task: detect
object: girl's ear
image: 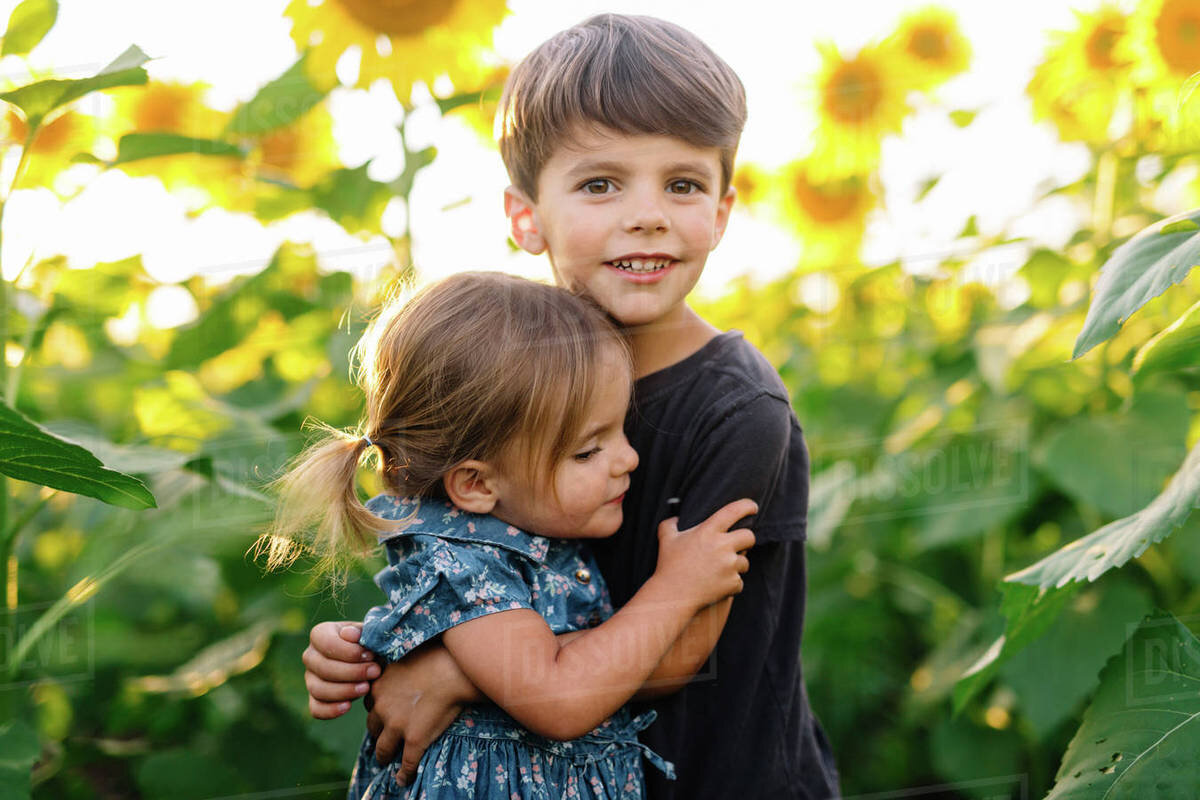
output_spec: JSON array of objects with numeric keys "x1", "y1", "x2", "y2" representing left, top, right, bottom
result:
[
  {"x1": 504, "y1": 185, "x2": 546, "y2": 255},
  {"x1": 443, "y1": 460, "x2": 500, "y2": 514}
]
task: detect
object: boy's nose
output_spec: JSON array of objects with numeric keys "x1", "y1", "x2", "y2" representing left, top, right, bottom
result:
[{"x1": 623, "y1": 192, "x2": 669, "y2": 233}]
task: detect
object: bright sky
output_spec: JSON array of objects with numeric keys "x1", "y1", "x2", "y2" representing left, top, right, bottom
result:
[{"x1": 0, "y1": 0, "x2": 1114, "y2": 317}]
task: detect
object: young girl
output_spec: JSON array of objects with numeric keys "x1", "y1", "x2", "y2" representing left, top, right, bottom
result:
[{"x1": 262, "y1": 272, "x2": 754, "y2": 799}]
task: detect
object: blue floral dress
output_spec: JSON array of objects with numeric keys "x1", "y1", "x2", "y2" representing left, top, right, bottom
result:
[{"x1": 348, "y1": 496, "x2": 675, "y2": 800}]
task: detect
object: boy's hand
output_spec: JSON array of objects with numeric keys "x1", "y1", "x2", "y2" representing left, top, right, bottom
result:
[
  {"x1": 653, "y1": 498, "x2": 757, "y2": 610},
  {"x1": 366, "y1": 644, "x2": 473, "y2": 784},
  {"x1": 303, "y1": 621, "x2": 380, "y2": 719}
]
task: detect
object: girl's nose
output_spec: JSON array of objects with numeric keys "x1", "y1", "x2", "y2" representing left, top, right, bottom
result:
[{"x1": 614, "y1": 435, "x2": 639, "y2": 475}]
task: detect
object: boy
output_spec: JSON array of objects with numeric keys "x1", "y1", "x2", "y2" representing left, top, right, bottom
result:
[{"x1": 305, "y1": 14, "x2": 840, "y2": 799}]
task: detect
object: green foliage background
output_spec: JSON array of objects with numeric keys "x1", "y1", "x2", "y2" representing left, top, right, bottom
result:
[{"x1": 1, "y1": 2, "x2": 1199, "y2": 798}]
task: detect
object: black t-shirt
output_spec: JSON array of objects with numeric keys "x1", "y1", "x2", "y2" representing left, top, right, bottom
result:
[{"x1": 590, "y1": 331, "x2": 841, "y2": 800}]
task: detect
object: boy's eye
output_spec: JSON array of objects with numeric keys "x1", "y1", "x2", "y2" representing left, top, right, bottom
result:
[
  {"x1": 574, "y1": 447, "x2": 602, "y2": 462},
  {"x1": 668, "y1": 179, "x2": 701, "y2": 194},
  {"x1": 581, "y1": 179, "x2": 613, "y2": 195}
]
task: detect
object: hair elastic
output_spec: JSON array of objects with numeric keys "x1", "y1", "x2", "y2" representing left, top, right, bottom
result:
[{"x1": 360, "y1": 435, "x2": 375, "y2": 449}]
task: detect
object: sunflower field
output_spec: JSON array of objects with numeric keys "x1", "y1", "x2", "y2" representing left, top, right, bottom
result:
[{"x1": 2, "y1": 1, "x2": 1200, "y2": 798}]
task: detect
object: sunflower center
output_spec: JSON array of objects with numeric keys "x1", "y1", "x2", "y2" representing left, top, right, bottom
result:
[
  {"x1": 1155, "y1": 0, "x2": 1200, "y2": 74},
  {"x1": 260, "y1": 128, "x2": 301, "y2": 172},
  {"x1": 909, "y1": 26, "x2": 948, "y2": 62},
  {"x1": 334, "y1": 0, "x2": 459, "y2": 38},
  {"x1": 1084, "y1": 18, "x2": 1124, "y2": 71},
  {"x1": 793, "y1": 172, "x2": 864, "y2": 224},
  {"x1": 135, "y1": 86, "x2": 189, "y2": 133},
  {"x1": 823, "y1": 59, "x2": 884, "y2": 125}
]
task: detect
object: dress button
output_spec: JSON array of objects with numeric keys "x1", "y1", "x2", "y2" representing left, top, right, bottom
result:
[{"x1": 574, "y1": 568, "x2": 591, "y2": 584}]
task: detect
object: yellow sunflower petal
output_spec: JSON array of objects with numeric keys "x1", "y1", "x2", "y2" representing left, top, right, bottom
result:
[
  {"x1": 806, "y1": 42, "x2": 912, "y2": 180},
  {"x1": 776, "y1": 160, "x2": 876, "y2": 265},
  {"x1": 5, "y1": 109, "x2": 99, "y2": 190},
  {"x1": 1123, "y1": 0, "x2": 1200, "y2": 151},
  {"x1": 884, "y1": 6, "x2": 972, "y2": 93},
  {"x1": 1027, "y1": 6, "x2": 1133, "y2": 145},
  {"x1": 286, "y1": 0, "x2": 508, "y2": 101}
]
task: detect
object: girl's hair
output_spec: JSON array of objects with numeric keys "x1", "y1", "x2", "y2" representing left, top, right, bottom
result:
[{"x1": 258, "y1": 271, "x2": 629, "y2": 574}]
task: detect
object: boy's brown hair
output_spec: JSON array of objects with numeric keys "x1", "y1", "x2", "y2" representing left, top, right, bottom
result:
[{"x1": 497, "y1": 13, "x2": 747, "y2": 200}]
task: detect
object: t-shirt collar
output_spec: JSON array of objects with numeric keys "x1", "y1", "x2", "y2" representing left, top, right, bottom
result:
[{"x1": 367, "y1": 495, "x2": 550, "y2": 563}]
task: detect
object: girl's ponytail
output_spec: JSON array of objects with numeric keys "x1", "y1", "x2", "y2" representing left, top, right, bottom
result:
[{"x1": 256, "y1": 422, "x2": 397, "y2": 575}]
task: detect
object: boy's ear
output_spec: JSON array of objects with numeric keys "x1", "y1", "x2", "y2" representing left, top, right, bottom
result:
[
  {"x1": 504, "y1": 185, "x2": 546, "y2": 255},
  {"x1": 443, "y1": 460, "x2": 500, "y2": 514},
  {"x1": 710, "y1": 185, "x2": 737, "y2": 250}
]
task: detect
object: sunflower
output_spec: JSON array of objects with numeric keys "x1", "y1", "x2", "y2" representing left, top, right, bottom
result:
[
  {"x1": 108, "y1": 82, "x2": 244, "y2": 209},
  {"x1": 1026, "y1": 6, "x2": 1132, "y2": 145},
  {"x1": 4, "y1": 108, "x2": 99, "y2": 190},
  {"x1": 1124, "y1": 0, "x2": 1200, "y2": 151},
  {"x1": 242, "y1": 103, "x2": 340, "y2": 189},
  {"x1": 286, "y1": 0, "x2": 509, "y2": 102},
  {"x1": 1127, "y1": 0, "x2": 1200, "y2": 80},
  {"x1": 884, "y1": 6, "x2": 971, "y2": 93},
  {"x1": 731, "y1": 163, "x2": 769, "y2": 209},
  {"x1": 806, "y1": 42, "x2": 912, "y2": 180},
  {"x1": 777, "y1": 160, "x2": 876, "y2": 265}
]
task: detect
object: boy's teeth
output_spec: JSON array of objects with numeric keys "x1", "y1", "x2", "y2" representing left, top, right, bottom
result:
[{"x1": 611, "y1": 258, "x2": 669, "y2": 272}]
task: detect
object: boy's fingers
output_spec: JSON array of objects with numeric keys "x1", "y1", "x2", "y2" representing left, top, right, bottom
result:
[
  {"x1": 702, "y1": 499, "x2": 759, "y2": 533},
  {"x1": 305, "y1": 670, "x2": 371, "y2": 702},
  {"x1": 302, "y1": 645, "x2": 380, "y2": 683},
  {"x1": 310, "y1": 620, "x2": 373, "y2": 663},
  {"x1": 308, "y1": 696, "x2": 351, "y2": 720}
]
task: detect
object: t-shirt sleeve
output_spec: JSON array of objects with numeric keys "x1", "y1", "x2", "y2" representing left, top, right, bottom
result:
[
  {"x1": 358, "y1": 538, "x2": 535, "y2": 662},
  {"x1": 675, "y1": 392, "x2": 810, "y2": 543}
]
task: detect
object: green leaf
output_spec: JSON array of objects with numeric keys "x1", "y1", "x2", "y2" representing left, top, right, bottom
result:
[
  {"x1": 312, "y1": 162, "x2": 393, "y2": 234},
  {"x1": 1011, "y1": 437, "x2": 1200, "y2": 590},
  {"x1": 1, "y1": 0, "x2": 57, "y2": 57},
  {"x1": 1044, "y1": 611, "x2": 1200, "y2": 798},
  {"x1": 0, "y1": 44, "x2": 149, "y2": 127},
  {"x1": 0, "y1": 404, "x2": 155, "y2": 509},
  {"x1": 1132, "y1": 298, "x2": 1200, "y2": 378},
  {"x1": 1038, "y1": 388, "x2": 1189, "y2": 518},
  {"x1": 0, "y1": 719, "x2": 39, "y2": 800},
  {"x1": 953, "y1": 581, "x2": 1079, "y2": 712},
  {"x1": 1000, "y1": 580, "x2": 1152, "y2": 739},
  {"x1": 137, "y1": 749, "x2": 244, "y2": 800},
  {"x1": 915, "y1": 175, "x2": 941, "y2": 201},
  {"x1": 1073, "y1": 208, "x2": 1200, "y2": 358},
  {"x1": 111, "y1": 132, "x2": 243, "y2": 164},
  {"x1": 959, "y1": 214, "x2": 979, "y2": 237},
  {"x1": 41, "y1": 421, "x2": 191, "y2": 475},
  {"x1": 434, "y1": 84, "x2": 502, "y2": 115},
  {"x1": 226, "y1": 56, "x2": 326, "y2": 136}
]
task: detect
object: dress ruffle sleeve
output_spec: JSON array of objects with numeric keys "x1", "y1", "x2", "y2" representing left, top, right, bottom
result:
[{"x1": 358, "y1": 532, "x2": 537, "y2": 663}]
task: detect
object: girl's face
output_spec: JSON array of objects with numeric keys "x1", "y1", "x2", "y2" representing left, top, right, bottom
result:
[{"x1": 490, "y1": 351, "x2": 638, "y2": 539}]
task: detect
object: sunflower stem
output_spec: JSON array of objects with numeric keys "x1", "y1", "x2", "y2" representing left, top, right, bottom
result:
[{"x1": 1093, "y1": 149, "x2": 1118, "y2": 246}]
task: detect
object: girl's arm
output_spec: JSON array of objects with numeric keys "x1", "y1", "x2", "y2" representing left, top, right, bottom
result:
[
  {"x1": 442, "y1": 499, "x2": 755, "y2": 741},
  {"x1": 633, "y1": 597, "x2": 732, "y2": 700}
]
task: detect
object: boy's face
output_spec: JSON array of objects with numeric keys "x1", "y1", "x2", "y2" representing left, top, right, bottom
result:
[{"x1": 505, "y1": 126, "x2": 735, "y2": 329}]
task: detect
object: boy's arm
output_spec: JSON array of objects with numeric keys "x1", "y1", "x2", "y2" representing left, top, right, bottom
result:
[{"x1": 634, "y1": 391, "x2": 808, "y2": 696}]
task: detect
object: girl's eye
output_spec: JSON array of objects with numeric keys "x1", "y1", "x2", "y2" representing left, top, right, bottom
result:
[
  {"x1": 574, "y1": 447, "x2": 602, "y2": 462},
  {"x1": 668, "y1": 179, "x2": 701, "y2": 194},
  {"x1": 581, "y1": 179, "x2": 613, "y2": 195}
]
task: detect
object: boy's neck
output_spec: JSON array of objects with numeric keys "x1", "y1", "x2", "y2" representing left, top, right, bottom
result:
[{"x1": 626, "y1": 304, "x2": 721, "y2": 379}]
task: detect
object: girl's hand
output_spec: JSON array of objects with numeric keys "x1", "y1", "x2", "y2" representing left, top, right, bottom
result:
[
  {"x1": 303, "y1": 621, "x2": 380, "y2": 719},
  {"x1": 653, "y1": 498, "x2": 757, "y2": 611}
]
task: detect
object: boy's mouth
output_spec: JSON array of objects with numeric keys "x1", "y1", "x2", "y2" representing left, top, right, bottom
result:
[{"x1": 605, "y1": 256, "x2": 674, "y2": 274}]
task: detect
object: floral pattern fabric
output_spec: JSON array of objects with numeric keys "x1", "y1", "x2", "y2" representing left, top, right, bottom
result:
[{"x1": 349, "y1": 496, "x2": 672, "y2": 799}]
